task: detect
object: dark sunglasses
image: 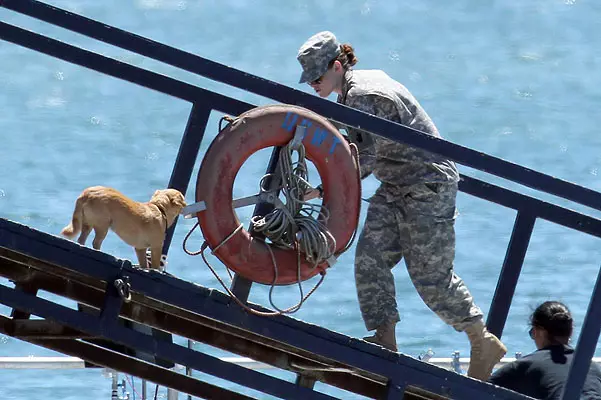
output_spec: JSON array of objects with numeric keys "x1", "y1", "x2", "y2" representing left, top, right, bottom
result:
[{"x1": 529, "y1": 327, "x2": 535, "y2": 339}]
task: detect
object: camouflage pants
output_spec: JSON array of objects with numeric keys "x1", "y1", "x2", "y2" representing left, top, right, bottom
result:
[{"x1": 355, "y1": 182, "x2": 483, "y2": 332}]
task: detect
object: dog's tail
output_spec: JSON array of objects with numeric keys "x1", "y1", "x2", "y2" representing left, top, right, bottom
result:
[{"x1": 61, "y1": 196, "x2": 84, "y2": 238}]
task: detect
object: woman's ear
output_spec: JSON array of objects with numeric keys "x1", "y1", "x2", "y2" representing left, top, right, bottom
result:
[{"x1": 333, "y1": 60, "x2": 343, "y2": 72}]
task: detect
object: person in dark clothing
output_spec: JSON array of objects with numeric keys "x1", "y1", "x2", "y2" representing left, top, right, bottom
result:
[{"x1": 489, "y1": 301, "x2": 601, "y2": 399}]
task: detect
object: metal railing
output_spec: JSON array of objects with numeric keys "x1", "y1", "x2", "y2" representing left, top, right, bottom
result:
[
  {"x1": 1, "y1": 1, "x2": 601, "y2": 399},
  {"x1": 5, "y1": 354, "x2": 601, "y2": 372}
]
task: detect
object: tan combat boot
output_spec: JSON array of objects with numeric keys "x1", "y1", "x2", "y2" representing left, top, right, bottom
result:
[
  {"x1": 363, "y1": 321, "x2": 398, "y2": 352},
  {"x1": 464, "y1": 320, "x2": 507, "y2": 380}
]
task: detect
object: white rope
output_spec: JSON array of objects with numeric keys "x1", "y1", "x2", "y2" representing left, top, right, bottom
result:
[{"x1": 250, "y1": 140, "x2": 336, "y2": 267}]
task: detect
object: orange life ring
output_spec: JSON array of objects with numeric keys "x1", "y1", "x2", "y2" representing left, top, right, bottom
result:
[{"x1": 195, "y1": 104, "x2": 361, "y2": 285}]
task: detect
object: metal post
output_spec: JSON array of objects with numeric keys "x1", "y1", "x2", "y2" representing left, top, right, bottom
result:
[
  {"x1": 120, "y1": 378, "x2": 129, "y2": 400},
  {"x1": 451, "y1": 351, "x2": 462, "y2": 374},
  {"x1": 486, "y1": 212, "x2": 536, "y2": 338},
  {"x1": 167, "y1": 387, "x2": 179, "y2": 400},
  {"x1": 295, "y1": 374, "x2": 316, "y2": 389},
  {"x1": 230, "y1": 147, "x2": 283, "y2": 302},
  {"x1": 10, "y1": 283, "x2": 37, "y2": 319},
  {"x1": 419, "y1": 349, "x2": 434, "y2": 362},
  {"x1": 111, "y1": 371, "x2": 119, "y2": 400},
  {"x1": 384, "y1": 381, "x2": 406, "y2": 400},
  {"x1": 187, "y1": 339, "x2": 193, "y2": 400},
  {"x1": 163, "y1": 103, "x2": 213, "y2": 253},
  {"x1": 148, "y1": 104, "x2": 212, "y2": 370},
  {"x1": 560, "y1": 264, "x2": 601, "y2": 400}
]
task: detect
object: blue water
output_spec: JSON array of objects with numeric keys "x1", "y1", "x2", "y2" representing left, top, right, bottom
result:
[{"x1": 2, "y1": 0, "x2": 601, "y2": 398}]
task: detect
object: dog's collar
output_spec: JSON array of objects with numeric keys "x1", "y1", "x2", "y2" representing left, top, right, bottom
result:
[{"x1": 154, "y1": 203, "x2": 169, "y2": 231}]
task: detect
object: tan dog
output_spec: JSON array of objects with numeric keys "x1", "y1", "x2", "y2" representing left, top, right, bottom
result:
[{"x1": 61, "y1": 186, "x2": 186, "y2": 269}]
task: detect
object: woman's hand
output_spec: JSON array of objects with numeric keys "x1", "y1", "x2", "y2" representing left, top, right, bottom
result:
[{"x1": 303, "y1": 187, "x2": 322, "y2": 201}]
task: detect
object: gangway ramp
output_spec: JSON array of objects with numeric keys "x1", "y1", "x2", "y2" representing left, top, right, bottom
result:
[{"x1": 0, "y1": 218, "x2": 530, "y2": 399}]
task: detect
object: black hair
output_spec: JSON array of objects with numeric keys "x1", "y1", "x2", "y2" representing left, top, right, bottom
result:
[{"x1": 530, "y1": 301, "x2": 573, "y2": 341}]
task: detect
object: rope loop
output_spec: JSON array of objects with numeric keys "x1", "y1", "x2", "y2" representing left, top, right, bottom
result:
[{"x1": 114, "y1": 277, "x2": 131, "y2": 303}]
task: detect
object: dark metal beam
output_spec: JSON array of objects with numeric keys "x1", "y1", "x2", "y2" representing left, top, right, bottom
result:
[
  {"x1": 0, "y1": 252, "x2": 388, "y2": 399},
  {"x1": 385, "y1": 381, "x2": 407, "y2": 400},
  {"x1": 163, "y1": 104, "x2": 214, "y2": 252},
  {"x1": 3, "y1": 0, "x2": 601, "y2": 214},
  {"x1": 0, "y1": 21, "x2": 253, "y2": 116},
  {"x1": 0, "y1": 316, "x2": 257, "y2": 400},
  {"x1": 0, "y1": 285, "x2": 342, "y2": 400},
  {"x1": 3, "y1": 319, "x2": 91, "y2": 339},
  {"x1": 459, "y1": 176, "x2": 601, "y2": 239},
  {"x1": 10, "y1": 282, "x2": 37, "y2": 319},
  {"x1": 560, "y1": 264, "x2": 601, "y2": 400},
  {"x1": 486, "y1": 212, "x2": 537, "y2": 338},
  {"x1": 230, "y1": 147, "x2": 284, "y2": 302}
]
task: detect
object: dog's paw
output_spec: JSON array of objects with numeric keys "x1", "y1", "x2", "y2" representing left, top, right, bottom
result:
[{"x1": 145, "y1": 249, "x2": 168, "y2": 271}]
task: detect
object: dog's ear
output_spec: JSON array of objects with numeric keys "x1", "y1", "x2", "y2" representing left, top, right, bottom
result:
[
  {"x1": 169, "y1": 191, "x2": 186, "y2": 208},
  {"x1": 150, "y1": 190, "x2": 168, "y2": 208}
]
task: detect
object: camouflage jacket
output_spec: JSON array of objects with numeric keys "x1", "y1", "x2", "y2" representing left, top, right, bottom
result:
[{"x1": 337, "y1": 69, "x2": 459, "y2": 198}]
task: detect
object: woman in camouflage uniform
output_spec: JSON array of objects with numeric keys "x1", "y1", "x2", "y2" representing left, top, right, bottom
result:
[{"x1": 298, "y1": 31, "x2": 506, "y2": 381}]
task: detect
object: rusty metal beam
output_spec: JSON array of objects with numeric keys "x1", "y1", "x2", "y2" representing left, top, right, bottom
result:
[
  {"x1": 0, "y1": 250, "x2": 388, "y2": 398},
  {"x1": 2, "y1": 319, "x2": 91, "y2": 339},
  {"x1": 0, "y1": 249, "x2": 333, "y2": 363},
  {"x1": 0, "y1": 248, "x2": 101, "y2": 286}
]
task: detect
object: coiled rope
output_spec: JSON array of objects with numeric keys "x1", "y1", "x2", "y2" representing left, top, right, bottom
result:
[{"x1": 250, "y1": 135, "x2": 336, "y2": 267}]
